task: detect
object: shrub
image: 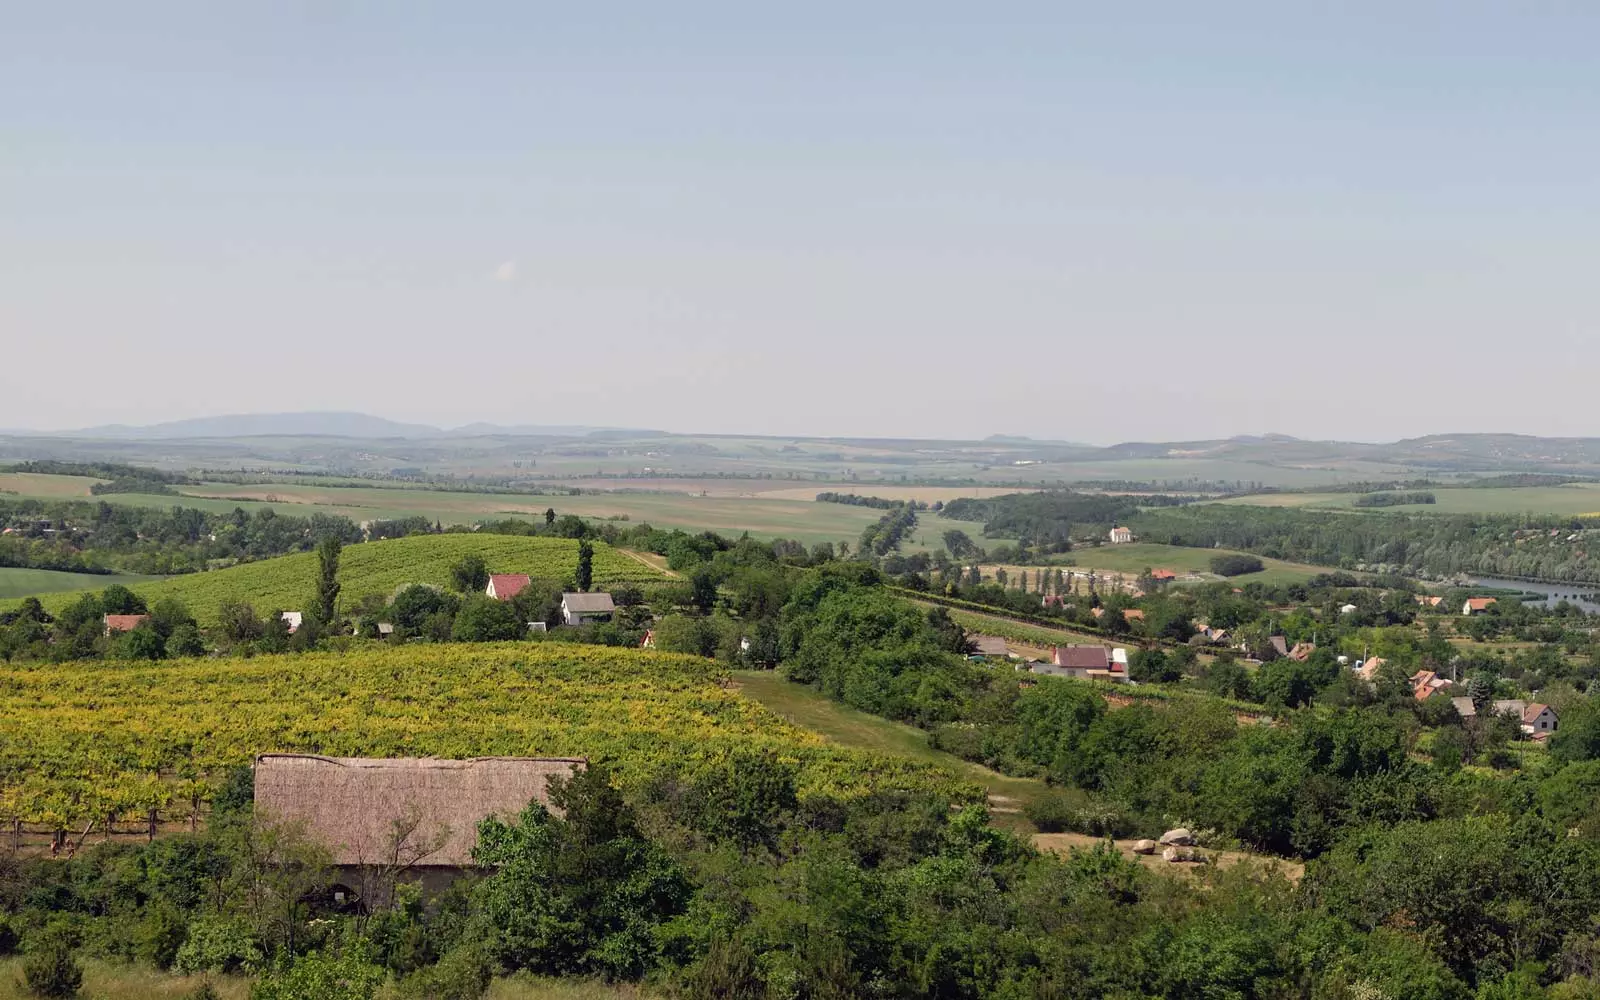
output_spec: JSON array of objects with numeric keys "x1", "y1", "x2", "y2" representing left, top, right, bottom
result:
[
  {"x1": 249, "y1": 952, "x2": 385, "y2": 1000},
  {"x1": 1025, "y1": 788, "x2": 1134, "y2": 838},
  {"x1": 1209, "y1": 554, "x2": 1265, "y2": 577},
  {"x1": 21, "y1": 938, "x2": 82, "y2": 998},
  {"x1": 136, "y1": 902, "x2": 189, "y2": 970},
  {"x1": 185, "y1": 985, "x2": 221, "y2": 1000},
  {"x1": 174, "y1": 917, "x2": 262, "y2": 976},
  {"x1": 393, "y1": 945, "x2": 493, "y2": 1000}
]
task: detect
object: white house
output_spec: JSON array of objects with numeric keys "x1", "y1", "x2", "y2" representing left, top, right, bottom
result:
[
  {"x1": 1108, "y1": 526, "x2": 1134, "y2": 544},
  {"x1": 560, "y1": 592, "x2": 616, "y2": 627},
  {"x1": 1462, "y1": 597, "x2": 1497, "y2": 616},
  {"x1": 280, "y1": 611, "x2": 304, "y2": 634}
]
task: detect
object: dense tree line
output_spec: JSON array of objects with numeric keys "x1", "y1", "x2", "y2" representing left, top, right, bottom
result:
[
  {"x1": 1353, "y1": 490, "x2": 1437, "y2": 507},
  {"x1": 815, "y1": 492, "x2": 929, "y2": 510},
  {"x1": 1133, "y1": 504, "x2": 1600, "y2": 583},
  {"x1": 858, "y1": 503, "x2": 918, "y2": 557}
]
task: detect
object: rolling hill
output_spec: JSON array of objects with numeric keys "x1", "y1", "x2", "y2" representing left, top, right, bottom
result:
[{"x1": 10, "y1": 534, "x2": 670, "y2": 625}]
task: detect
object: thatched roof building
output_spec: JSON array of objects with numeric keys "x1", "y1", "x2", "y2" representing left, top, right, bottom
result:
[{"x1": 253, "y1": 754, "x2": 584, "y2": 868}]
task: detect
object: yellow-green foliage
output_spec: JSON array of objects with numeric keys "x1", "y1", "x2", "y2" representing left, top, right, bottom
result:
[
  {"x1": 0, "y1": 643, "x2": 975, "y2": 825},
  {"x1": 19, "y1": 534, "x2": 667, "y2": 626}
]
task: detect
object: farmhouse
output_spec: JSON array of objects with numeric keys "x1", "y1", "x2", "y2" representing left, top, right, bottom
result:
[
  {"x1": 969, "y1": 635, "x2": 1010, "y2": 658},
  {"x1": 1031, "y1": 645, "x2": 1129, "y2": 683},
  {"x1": 1410, "y1": 670, "x2": 1452, "y2": 700},
  {"x1": 1449, "y1": 699, "x2": 1558, "y2": 734},
  {"x1": 486, "y1": 574, "x2": 531, "y2": 601},
  {"x1": 103, "y1": 614, "x2": 149, "y2": 636},
  {"x1": 253, "y1": 753, "x2": 584, "y2": 904},
  {"x1": 1108, "y1": 526, "x2": 1134, "y2": 544},
  {"x1": 1287, "y1": 642, "x2": 1316, "y2": 662},
  {"x1": 1354, "y1": 657, "x2": 1388, "y2": 682},
  {"x1": 280, "y1": 611, "x2": 304, "y2": 634},
  {"x1": 1149, "y1": 569, "x2": 1177, "y2": 582},
  {"x1": 1462, "y1": 597, "x2": 1498, "y2": 616},
  {"x1": 561, "y1": 592, "x2": 616, "y2": 626}
]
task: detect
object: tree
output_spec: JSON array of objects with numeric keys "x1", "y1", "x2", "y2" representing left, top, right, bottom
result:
[
  {"x1": 451, "y1": 596, "x2": 524, "y2": 643},
  {"x1": 314, "y1": 536, "x2": 342, "y2": 624},
  {"x1": 943, "y1": 529, "x2": 980, "y2": 560},
  {"x1": 100, "y1": 583, "x2": 148, "y2": 615},
  {"x1": 575, "y1": 540, "x2": 594, "y2": 593},
  {"x1": 690, "y1": 567, "x2": 718, "y2": 614},
  {"x1": 472, "y1": 764, "x2": 690, "y2": 979},
  {"x1": 217, "y1": 602, "x2": 264, "y2": 645},
  {"x1": 544, "y1": 508, "x2": 556, "y2": 526},
  {"x1": 449, "y1": 555, "x2": 490, "y2": 594}
]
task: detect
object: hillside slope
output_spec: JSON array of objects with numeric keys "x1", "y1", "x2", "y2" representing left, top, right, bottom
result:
[
  {"x1": 17, "y1": 534, "x2": 668, "y2": 625},
  {"x1": 0, "y1": 644, "x2": 973, "y2": 825}
]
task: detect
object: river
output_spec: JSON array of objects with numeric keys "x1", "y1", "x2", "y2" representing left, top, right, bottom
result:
[{"x1": 1465, "y1": 576, "x2": 1600, "y2": 615}]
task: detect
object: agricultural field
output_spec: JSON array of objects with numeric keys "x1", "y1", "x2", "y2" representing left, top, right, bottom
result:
[
  {"x1": 0, "y1": 567, "x2": 158, "y2": 599},
  {"x1": 0, "y1": 479, "x2": 887, "y2": 549},
  {"x1": 0, "y1": 471, "x2": 104, "y2": 497},
  {"x1": 0, "y1": 644, "x2": 974, "y2": 828},
  {"x1": 1052, "y1": 542, "x2": 1334, "y2": 586},
  {"x1": 1217, "y1": 483, "x2": 1600, "y2": 516},
  {"x1": 6, "y1": 534, "x2": 669, "y2": 625}
]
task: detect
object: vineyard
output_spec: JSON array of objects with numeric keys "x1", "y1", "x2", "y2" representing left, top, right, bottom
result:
[
  {"x1": 9, "y1": 534, "x2": 669, "y2": 626},
  {"x1": 0, "y1": 643, "x2": 974, "y2": 831}
]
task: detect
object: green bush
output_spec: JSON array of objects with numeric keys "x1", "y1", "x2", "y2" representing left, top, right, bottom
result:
[
  {"x1": 136, "y1": 903, "x2": 189, "y2": 970},
  {"x1": 21, "y1": 938, "x2": 82, "y2": 998},
  {"x1": 250, "y1": 952, "x2": 385, "y2": 1000},
  {"x1": 392, "y1": 945, "x2": 493, "y2": 1000},
  {"x1": 1210, "y1": 554, "x2": 1265, "y2": 577},
  {"x1": 1024, "y1": 788, "x2": 1134, "y2": 838},
  {"x1": 173, "y1": 917, "x2": 262, "y2": 976}
]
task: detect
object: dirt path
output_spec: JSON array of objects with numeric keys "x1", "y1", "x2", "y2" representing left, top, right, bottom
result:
[
  {"x1": 618, "y1": 548, "x2": 679, "y2": 578},
  {"x1": 1034, "y1": 832, "x2": 1304, "y2": 882}
]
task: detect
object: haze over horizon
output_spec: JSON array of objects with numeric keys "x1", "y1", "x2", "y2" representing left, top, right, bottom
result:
[{"x1": 5, "y1": 4, "x2": 1599, "y2": 442}]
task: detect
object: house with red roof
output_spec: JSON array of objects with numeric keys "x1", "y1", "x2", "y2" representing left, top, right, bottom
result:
[
  {"x1": 1462, "y1": 597, "x2": 1498, "y2": 616},
  {"x1": 486, "y1": 574, "x2": 532, "y2": 601},
  {"x1": 103, "y1": 614, "x2": 149, "y2": 636}
]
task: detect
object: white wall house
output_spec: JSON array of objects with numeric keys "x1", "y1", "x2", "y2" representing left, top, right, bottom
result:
[
  {"x1": 1108, "y1": 526, "x2": 1134, "y2": 544},
  {"x1": 560, "y1": 592, "x2": 616, "y2": 627}
]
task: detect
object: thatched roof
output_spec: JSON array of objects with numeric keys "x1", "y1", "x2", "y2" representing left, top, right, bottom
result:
[{"x1": 253, "y1": 754, "x2": 584, "y2": 867}]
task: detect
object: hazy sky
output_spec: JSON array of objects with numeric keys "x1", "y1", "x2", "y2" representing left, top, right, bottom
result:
[{"x1": 4, "y1": 3, "x2": 1598, "y2": 443}]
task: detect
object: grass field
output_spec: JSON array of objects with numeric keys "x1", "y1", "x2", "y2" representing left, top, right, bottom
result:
[
  {"x1": 0, "y1": 472, "x2": 103, "y2": 497},
  {"x1": 0, "y1": 567, "x2": 159, "y2": 599},
  {"x1": 731, "y1": 670, "x2": 1045, "y2": 825},
  {"x1": 1217, "y1": 483, "x2": 1600, "y2": 516},
  {"x1": 5, "y1": 534, "x2": 670, "y2": 625},
  {"x1": 1055, "y1": 543, "x2": 1333, "y2": 586}
]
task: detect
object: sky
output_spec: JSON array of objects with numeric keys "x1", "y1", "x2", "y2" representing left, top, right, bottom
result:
[{"x1": 3, "y1": 2, "x2": 1599, "y2": 444}]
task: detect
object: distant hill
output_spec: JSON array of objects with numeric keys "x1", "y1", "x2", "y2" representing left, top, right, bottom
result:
[{"x1": 63, "y1": 412, "x2": 444, "y2": 440}]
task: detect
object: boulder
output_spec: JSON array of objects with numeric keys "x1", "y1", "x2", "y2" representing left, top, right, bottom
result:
[
  {"x1": 1131, "y1": 839, "x2": 1158, "y2": 855},
  {"x1": 1159, "y1": 827, "x2": 1196, "y2": 847},
  {"x1": 1163, "y1": 846, "x2": 1204, "y2": 864}
]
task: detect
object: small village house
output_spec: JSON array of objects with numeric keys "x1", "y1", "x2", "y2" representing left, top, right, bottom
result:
[
  {"x1": 280, "y1": 611, "x2": 303, "y2": 634},
  {"x1": 969, "y1": 635, "x2": 1009, "y2": 658},
  {"x1": 486, "y1": 574, "x2": 532, "y2": 601},
  {"x1": 1108, "y1": 526, "x2": 1134, "y2": 544},
  {"x1": 560, "y1": 592, "x2": 616, "y2": 626},
  {"x1": 1450, "y1": 698, "x2": 1559, "y2": 735},
  {"x1": 103, "y1": 614, "x2": 149, "y2": 637},
  {"x1": 1287, "y1": 642, "x2": 1316, "y2": 662},
  {"x1": 253, "y1": 754, "x2": 584, "y2": 906},
  {"x1": 1462, "y1": 597, "x2": 1498, "y2": 616},
  {"x1": 1149, "y1": 569, "x2": 1177, "y2": 582},
  {"x1": 1031, "y1": 645, "x2": 1129, "y2": 683},
  {"x1": 1410, "y1": 669, "x2": 1452, "y2": 700}
]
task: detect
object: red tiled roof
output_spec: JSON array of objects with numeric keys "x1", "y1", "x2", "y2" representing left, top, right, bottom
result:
[
  {"x1": 487, "y1": 574, "x2": 532, "y2": 600},
  {"x1": 1465, "y1": 597, "x2": 1497, "y2": 611},
  {"x1": 1123, "y1": 609, "x2": 1145, "y2": 622},
  {"x1": 1150, "y1": 569, "x2": 1177, "y2": 581},
  {"x1": 1524, "y1": 703, "x2": 1552, "y2": 724},
  {"x1": 103, "y1": 614, "x2": 149, "y2": 633}
]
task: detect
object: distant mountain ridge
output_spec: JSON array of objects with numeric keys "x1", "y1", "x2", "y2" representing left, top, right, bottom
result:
[{"x1": 24, "y1": 413, "x2": 652, "y2": 440}]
